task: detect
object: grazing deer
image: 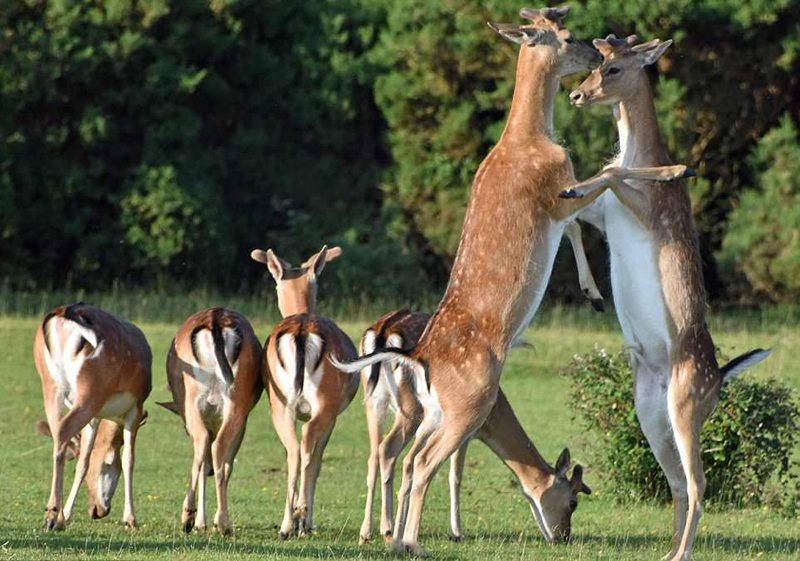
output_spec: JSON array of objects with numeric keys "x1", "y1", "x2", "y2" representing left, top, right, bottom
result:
[
  {"x1": 34, "y1": 417, "x2": 145, "y2": 521},
  {"x1": 563, "y1": 35, "x2": 772, "y2": 561},
  {"x1": 331, "y1": 7, "x2": 690, "y2": 555},
  {"x1": 157, "y1": 307, "x2": 263, "y2": 536},
  {"x1": 357, "y1": 309, "x2": 590, "y2": 546},
  {"x1": 251, "y1": 244, "x2": 360, "y2": 539},
  {"x1": 33, "y1": 303, "x2": 152, "y2": 531}
]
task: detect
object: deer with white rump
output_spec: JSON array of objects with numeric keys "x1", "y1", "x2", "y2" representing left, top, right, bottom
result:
[
  {"x1": 33, "y1": 303, "x2": 151, "y2": 531},
  {"x1": 158, "y1": 307, "x2": 263, "y2": 536},
  {"x1": 357, "y1": 309, "x2": 590, "y2": 546},
  {"x1": 331, "y1": 6, "x2": 691, "y2": 555},
  {"x1": 563, "y1": 35, "x2": 772, "y2": 561},
  {"x1": 251, "y1": 244, "x2": 359, "y2": 539}
]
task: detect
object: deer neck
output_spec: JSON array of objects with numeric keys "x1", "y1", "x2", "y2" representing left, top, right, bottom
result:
[
  {"x1": 614, "y1": 76, "x2": 668, "y2": 167},
  {"x1": 502, "y1": 47, "x2": 560, "y2": 141}
]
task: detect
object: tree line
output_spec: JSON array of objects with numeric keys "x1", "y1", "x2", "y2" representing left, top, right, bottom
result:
[{"x1": 1, "y1": 0, "x2": 798, "y2": 303}]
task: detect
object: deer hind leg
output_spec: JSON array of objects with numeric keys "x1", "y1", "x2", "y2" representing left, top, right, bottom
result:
[
  {"x1": 564, "y1": 221, "x2": 604, "y2": 312},
  {"x1": 297, "y1": 413, "x2": 336, "y2": 537},
  {"x1": 44, "y1": 400, "x2": 96, "y2": 531},
  {"x1": 210, "y1": 408, "x2": 247, "y2": 537},
  {"x1": 63, "y1": 419, "x2": 99, "y2": 521},
  {"x1": 182, "y1": 405, "x2": 210, "y2": 533},
  {"x1": 380, "y1": 403, "x2": 421, "y2": 543},
  {"x1": 360, "y1": 398, "x2": 387, "y2": 544},
  {"x1": 666, "y1": 369, "x2": 715, "y2": 561},
  {"x1": 120, "y1": 408, "x2": 142, "y2": 528},
  {"x1": 272, "y1": 404, "x2": 300, "y2": 539},
  {"x1": 448, "y1": 440, "x2": 469, "y2": 542}
]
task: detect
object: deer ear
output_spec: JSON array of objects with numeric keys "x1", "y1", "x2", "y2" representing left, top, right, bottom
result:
[
  {"x1": 555, "y1": 447, "x2": 571, "y2": 477},
  {"x1": 35, "y1": 420, "x2": 52, "y2": 438},
  {"x1": 488, "y1": 22, "x2": 546, "y2": 46},
  {"x1": 306, "y1": 245, "x2": 337, "y2": 279},
  {"x1": 634, "y1": 39, "x2": 672, "y2": 66},
  {"x1": 570, "y1": 464, "x2": 592, "y2": 495}
]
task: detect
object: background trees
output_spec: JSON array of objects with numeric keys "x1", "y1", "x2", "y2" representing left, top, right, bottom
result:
[{"x1": 1, "y1": 0, "x2": 798, "y2": 303}]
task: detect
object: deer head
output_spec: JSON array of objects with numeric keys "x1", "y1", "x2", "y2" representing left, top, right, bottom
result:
[
  {"x1": 569, "y1": 34, "x2": 673, "y2": 106},
  {"x1": 536, "y1": 448, "x2": 592, "y2": 543},
  {"x1": 251, "y1": 245, "x2": 343, "y2": 317},
  {"x1": 488, "y1": 6, "x2": 602, "y2": 77}
]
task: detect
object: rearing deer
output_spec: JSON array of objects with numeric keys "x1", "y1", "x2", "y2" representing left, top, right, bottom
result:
[
  {"x1": 563, "y1": 35, "x2": 771, "y2": 561},
  {"x1": 331, "y1": 7, "x2": 690, "y2": 555},
  {"x1": 357, "y1": 309, "x2": 590, "y2": 546},
  {"x1": 251, "y1": 244, "x2": 359, "y2": 539}
]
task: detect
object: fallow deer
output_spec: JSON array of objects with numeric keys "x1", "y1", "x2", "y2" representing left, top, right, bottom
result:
[
  {"x1": 34, "y1": 417, "x2": 144, "y2": 521},
  {"x1": 331, "y1": 7, "x2": 690, "y2": 555},
  {"x1": 357, "y1": 309, "x2": 590, "y2": 546},
  {"x1": 251, "y1": 244, "x2": 360, "y2": 539},
  {"x1": 563, "y1": 35, "x2": 772, "y2": 561},
  {"x1": 33, "y1": 303, "x2": 152, "y2": 531},
  {"x1": 157, "y1": 307, "x2": 263, "y2": 536}
]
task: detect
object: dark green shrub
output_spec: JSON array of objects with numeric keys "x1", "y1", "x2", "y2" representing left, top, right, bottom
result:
[{"x1": 564, "y1": 347, "x2": 800, "y2": 514}]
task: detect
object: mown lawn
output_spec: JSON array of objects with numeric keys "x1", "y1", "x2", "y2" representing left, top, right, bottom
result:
[{"x1": 1, "y1": 308, "x2": 798, "y2": 560}]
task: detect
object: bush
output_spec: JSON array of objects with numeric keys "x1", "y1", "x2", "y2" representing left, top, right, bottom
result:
[{"x1": 563, "y1": 347, "x2": 800, "y2": 514}]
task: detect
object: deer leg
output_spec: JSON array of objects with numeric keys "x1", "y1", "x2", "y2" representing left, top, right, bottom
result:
[
  {"x1": 667, "y1": 370, "x2": 715, "y2": 561},
  {"x1": 44, "y1": 402, "x2": 96, "y2": 531},
  {"x1": 272, "y1": 404, "x2": 300, "y2": 539},
  {"x1": 63, "y1": 419, "x2": 99, "y2": 521},
  {"x1": 195, "y1": 454, "x2": 208, "y2": 531},
  {"x1": 448, "y1": 440, "x2": 469, "y2": 542},
  {"x1": 380, "y1": 405, "x2": 420, "y2": 543},
  {"x1": 564, "y1": 221, "x2": 604, "y2": 312},
  {"x1": 560, "y1": 165, "x2": 691, "y2": 200},
  {"x1": 360, "y1": 399, "x2": 386, "y2": 544},
  {"x1": 301, "y1": 418, "x2": 335, "y2": 536},
  {"x1": 120, "y1": 408, "x2": 141, "y2": 528},
  {"x1": 210, "y1": 408, "x2": 246, "y2": 537},
  {"x1": 182, "y1": 404, "x2": 210, "y2": 533}
]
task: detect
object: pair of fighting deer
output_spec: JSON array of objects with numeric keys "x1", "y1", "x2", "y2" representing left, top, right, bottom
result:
[{"x1": 33, "y1": 6, "x2": 770, "y2": 561}]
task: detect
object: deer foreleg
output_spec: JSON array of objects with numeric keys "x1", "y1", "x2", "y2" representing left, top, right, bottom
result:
[
  {"x1": 63, "y1": 419, "x2": 99, "y2": 520},
  {"x1": 564, "y1": 221, "x2": 604, "y2": 311}
]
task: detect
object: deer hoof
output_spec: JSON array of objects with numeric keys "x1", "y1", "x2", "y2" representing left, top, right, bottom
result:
[
  {"x1": 682, "y1": 167, "x2": 697, "y2": 179},
  {"x1": 449, "y1": 533, "x2": 465, "y2": 542},
  {"x1": 559, "y1": 189, "x2": 581, "y2": 199},
  {"x1": 279, "y1": 531, "x2": 291, "y2": 541},
  {"x1": 359, "y1": 535, "x2": 370, "y2": 545},
  {"x1": 383, "y1": 531, "x2": 394, "y2": 545}
]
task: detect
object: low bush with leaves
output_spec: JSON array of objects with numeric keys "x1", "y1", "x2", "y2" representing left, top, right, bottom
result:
[{"x1": 564, "y1": 347, "x2": 800, "y2": 514}]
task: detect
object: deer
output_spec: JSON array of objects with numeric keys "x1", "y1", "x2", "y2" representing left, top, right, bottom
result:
[
  {"x1": 357, "y1": 309, "x2": 590, "y2": 546},
  {"x1": 329, "y1": 7, "x2": 692, "y2": 555},
  {"x1": 156, "y1": 307, "x2": 263, "y2": 536},
  {"x1": 562, "y1": 35, "x2": 772, "y2": 561},
  {"x1": 34, "y1": 417, "x2": 146, "y2": 521},
  {"x1": 251, "y1": 244, "x2": 360, "y2": 539},
  {"x1": 33, "y1": 303, "x2": 152, "y2": 531}
]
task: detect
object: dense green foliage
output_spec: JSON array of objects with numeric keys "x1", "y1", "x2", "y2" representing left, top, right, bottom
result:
[
  {"x1": 2, "y1": 1, "x2": 799, "y2": 300},
  {"x1": 564, "y1": 347, "x2": 800, "y2": 513}
]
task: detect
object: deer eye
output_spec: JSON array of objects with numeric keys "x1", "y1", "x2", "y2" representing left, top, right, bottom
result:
[
  {"x1": 565, "y1": 37, "x2": 575, "y2": 44},
  {"x1": 606, "y1": 66, "x2": 622, "y2": 76},
  {"x1": 569, "y1": 499, "x2": 578, "y2": 512}
]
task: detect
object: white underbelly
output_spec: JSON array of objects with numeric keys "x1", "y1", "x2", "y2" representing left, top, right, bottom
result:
[{"x1": 604, "y1": 191, "x2": 671, "y2": 366}]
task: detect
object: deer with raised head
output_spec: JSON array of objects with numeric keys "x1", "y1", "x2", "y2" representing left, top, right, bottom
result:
[
  {"x1": 251, "y1": 244, "x2": 359, "y2": 539},
  {"x1": 563, "y1": 35, "x2": 772, "y2": 561},
  {"x1": 33, "y1": 303, "x2": 152, "y2": 531},
  {"x1": 157, "y1": 307, "x2": 263, "y2": 536},
  {"x1": 357, "y1": 309, "x2": 590, "y2": 546},
  {"x1": 331, "y1": 7, "x2": 690, "y2": 555},
  {"x1": 34, "y1": 416, "x2": 146, "y2": 521}
]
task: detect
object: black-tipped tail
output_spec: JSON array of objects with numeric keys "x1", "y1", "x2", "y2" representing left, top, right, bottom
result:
[
  {"x1": 211, "y1": 309, "x2": 235, "y2": 385},
  {"x1": 720, "y1": 348, "x2": 772, "y2": 383},
  {"x1": 294, "y1": 333, "x2": 306, "y2": 395}
]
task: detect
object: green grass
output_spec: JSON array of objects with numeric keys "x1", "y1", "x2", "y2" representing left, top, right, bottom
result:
[{"x1": 1, "y1": 307, "x2": 799, "y2": 560}]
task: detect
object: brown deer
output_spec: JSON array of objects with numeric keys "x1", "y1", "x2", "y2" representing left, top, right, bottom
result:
[
  {"x1": 331, "y1": 7, "x2": 690, "y2": 555},
  {"x1": 33, "y1": 303, "x2": 151, "y2": 531},
  {"x1": 251, "y1": 244, "x2": 360, "y2": 539},
  {"x1": 357, "y1": 309, "x2": 590, "y2": 546},
  {"x1": 34, "y1": 417, "x2": 145, "y2": 521},
  {"x1": 564, "y1": 35, "x2": 771, "y2": 561},
  {"x1": 157, "y1": 307, "x2": 263, "y2": 536}
]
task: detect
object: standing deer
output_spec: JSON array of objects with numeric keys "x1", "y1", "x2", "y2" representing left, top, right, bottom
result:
[
  {"x1": 331, "y1": 7, "x2": 690, "y2": 555},
  {"x1": 157, "y1": 307, "x2": 263, "y2": 536},
  {"x1": 34, "y1": 417, "x2": 144, "y2": 521},
  {"x1": 563, "y1": 35, "x2": 771, "y2": 561},
  {"x1": 357, "y1": 309, "x2": 590, "y2": 546},
  {"x1": 251, "y1": 244, "x2": 360, "y2": 539},
  {"x1": 33, "y1": 303, "x2": 151, "y2": 531}
]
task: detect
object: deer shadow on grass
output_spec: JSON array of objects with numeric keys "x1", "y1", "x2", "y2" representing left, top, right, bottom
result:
[{"x1": 574, "y1": 532, "x2": 800, "y2": 555}]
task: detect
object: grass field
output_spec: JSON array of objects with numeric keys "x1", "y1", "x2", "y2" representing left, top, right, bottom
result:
[{"x1": 1, "y1": 304, "x2": 799, "y2": 560}]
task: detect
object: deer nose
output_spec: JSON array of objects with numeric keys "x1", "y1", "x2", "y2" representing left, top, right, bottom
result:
[
  {"x1": 89, "y1": 504, "x2": 109, "y2": 519},
  {"x1": 569, "y1": 90, "x2": 585, "y2": 105}
]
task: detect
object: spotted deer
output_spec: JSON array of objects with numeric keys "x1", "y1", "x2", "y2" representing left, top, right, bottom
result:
[
  {"x1": 330, "y1": 7, "x2": 690, "y2": 555},
  {"x1": 563, "y1": 35, "x2": 771, "y2": 561},
  {"x1": 157, "y1": 307, "x2": 263, "y2": 536},
  {"x1": 33, "y1": 303, "x2": 152, "y2": 531},
  {"x1": 357, "y1": 309, "x2": 590, "y2": 546},
  {"x1": 251, "y1": 245, "x2": 360, "y2": 539},
  {"x1": 34, "y1": 416, "x2": 146, "y2": 521}
]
